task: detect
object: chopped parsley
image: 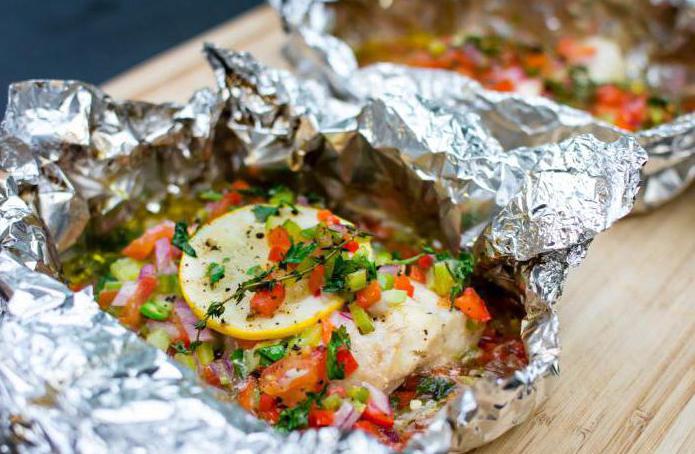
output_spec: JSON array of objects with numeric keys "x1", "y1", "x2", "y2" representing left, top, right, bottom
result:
[
  {"x1": 276, "y1": 388, "x2": 326, "y2": 432},
  {"x1": 416, "y1": 376, "x2": 456, "y2": 401},
  {"x1": 255, "y1": 343, "x2": 287, "y2": 366},
  {"x1": 326, "y1": 326, "x2": 351, "y2": 380},
  {"x1": 447, "y1": 251, "x2": 475, "y2": 301},
  {"x1": 172, "y1": 222, "x2": 197, "y2": 257},
  {"x1": 171, "y1": 341, "x2": 191, "y2": 355},
  {"x1": 231, "y1": 348, "x2": 248, "y2": 378},
  {"x1": 206, "y1": 262, "x2": 225, "y2": 286},
  {"x1": 281, "y1": 241, "x2": 317, "y2": 265},
  {"x1": 252, "y1": 205, "x2": 280, "y2": 223}
]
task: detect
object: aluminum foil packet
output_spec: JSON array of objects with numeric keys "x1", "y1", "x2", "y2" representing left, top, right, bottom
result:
[
  {"x1": 273, "y1": 0, "x2": 695, "y2": 212},
  {"x1": 0, "y1": 44, "x2": 646, "y2": 453}
]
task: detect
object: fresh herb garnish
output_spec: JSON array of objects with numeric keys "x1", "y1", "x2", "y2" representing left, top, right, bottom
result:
[
  {"x1": 281, "y1": 241, "x2": 317, "y2": 265},
  {"x1": 255, "y1": 343, "x2": 287, "y2": 366},
  {"x1": 172, "y1": 222, "x2": 197, "y2": 257},
  {"x1": 252, "y1": 205, "x2": 280, "y2": 223},
  {"x1": 171, "y1": 341, "x2": 191, "y2": 355},
  {"x1": 447, "y1": 251, "x2": 475, "y2": 302},
  {"x1": 231, "y1": 348, "x2": 248, "y2": 378},
  {"x1": 246, "y1": 265, "x2": 264, "y2": 276},
  {"x1": 276, "y1": 388, "x2": 326, "y2": 432},
  {"x1": 416, "y1": 376, "x2": 456, "y2": 401},
  {"x1": 326, "y1": 326, "x2": 351, "y2": 380},
  {"x1": 206, "y1": 262, "x2": 225, "y2": 286}
]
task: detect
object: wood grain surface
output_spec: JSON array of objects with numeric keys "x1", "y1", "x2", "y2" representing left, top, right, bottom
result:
[{"x1": 102, "y1": 6, "x2": 695, "y2": 453}]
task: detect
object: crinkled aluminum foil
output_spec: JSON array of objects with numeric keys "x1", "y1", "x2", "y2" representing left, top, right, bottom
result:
[
  {"x1": 0, "y1": 43, "x2": 646, "y2": 453},
  {"x1": 272, "y1": 0, "x2": 695, "y2": 213}
]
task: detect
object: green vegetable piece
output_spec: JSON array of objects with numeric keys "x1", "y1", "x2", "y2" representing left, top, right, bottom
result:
[
  {"x1": 103, "y1": 280, "x2": 123, "y2": 291},
  {"x1": 282, "y1": 219, "x2": 302, "y2": 241},
  {"x1": 300, "y1": 226, "x2": 317, "y2": 240},
  {"x1": 269, "y1": 186, "x2": 295, "y2": 206},
  {"x1": 289, "y1": 323, "x2": 322, "y2": 350},
  {"x1": 382, "y1": 289, "x2": 407, "y2": 305},
  {"x1": 252, "y1": 205, "x2": 279, "y2": 223},
  {"x1": 172, "y1": 222, "x2": 197, "y2": 257},
  {"x1": 282, "y1": 241, "x2": 317, "y2": 265},
  {"x1": 347, "y1": 386, "x2": 370, "y2": 404},
  {"x1": 206, "y1": 262, "x2": 225, "y2": 286},
  {"x1": 199, "y1": 189, "x2": 223, "y2": 201},
  {"x1": 195, "y1": 342, "x2": 215, "y2": 367},
  {"x1": 110, "y1": 258, "x2": 142, "y2": 282},
  {"x1": 326, "y1": 326, "x2": 351, "y2": 380},
  {"x1": 321, "y1": 394, "x2": 343, "y2": 411},
  {"x1": 156, "y1": 274, "x2": 178, "y2": 294},
  {"x1": 416, "y1": 376, "x2": 456, "y2": 401},
  {"x1": 145, "y1": 328, "x2": 171, "y2": 351},
  {"x1": 276, "y1": 398, "x2": 311, "y2": 432},
  {"x1": 375, "y1": 251, "x2": 392, "y2": 266},
  {"x1": 231, "y1": 348, "x2": 248, "y2": 378},
  {"x1": 255, "y1": 343, "x2": 287, "y2": 366},
  {"x1": 346, "y1": 269, "x2": 367, "y2": 292},
  {"x1": 174, "y1": 352, "x2": 196, "y2": 370},
  {"x1": 349, "y1": 303, "x2": 375, "y2": 335},
  {"x1": 377, "y1": 272, "x2": 394, "y2": 290},
  {"x1": 433, "y1": 262, "x2": 455, "y2": 297},
  {"x1": 139, "y1": 299, "x2": 173, "y2": 321}
]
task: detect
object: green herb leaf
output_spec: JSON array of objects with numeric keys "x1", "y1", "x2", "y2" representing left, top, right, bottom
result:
[
  {"x1": 255, "y1": 343, "x2": 287, "y2": 366},
  {"x1": 252, "y1": 205, "x2": 280, "y2": 223},
  {"x1": 246, "y1": 265, "x2": 264, "y2": 276},
  {"x1": 282, "y1": 241, "x2": 317, "y2": 265},
  {"x1": 206, "y1": 262, "x2": 225, "y2": 286},
  {"x1": 171, "y1": 341, "x2": 190, "y2": 355},
  {"x1": 326, "y1": 326, "x2": 351, "y2": 380},
  {"x1": 416, "y1": 376, "x2": 456, "y2": 401},
  {"x1": 231, "y1": 348, "x2": 248, "y2": 378},
  {"x1": 206, "y1": 300, "x2": 225, "y2": 319},
  {"x1": 172, "y1": 222, "x2": 197, "y2": 257},
  {"x1": 276, "y1": 398, "x2": 312, "y2": 432}
]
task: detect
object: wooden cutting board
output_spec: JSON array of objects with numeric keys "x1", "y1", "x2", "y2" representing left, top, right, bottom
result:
[{"x1": 102, "y1": 6, "x2": 695, "y2": 453}]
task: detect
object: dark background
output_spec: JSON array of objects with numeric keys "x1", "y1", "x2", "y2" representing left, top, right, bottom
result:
[{"x1": 0, "y1": 0, "x2": 263, "y2": 113}]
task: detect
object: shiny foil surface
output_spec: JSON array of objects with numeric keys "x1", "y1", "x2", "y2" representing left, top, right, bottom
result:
[
  {"x1": 273, "y1": 0, "x2": 695, "y2": 213},
  {"x1": 1, "y1": 42, "x2": 645, "y2": 453}
]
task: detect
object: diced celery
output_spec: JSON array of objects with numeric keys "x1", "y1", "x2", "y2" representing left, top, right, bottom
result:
[
  {"x1": 300, "y1": 226, "x2": 317, "y2": 240},
  {"x1": 174, "y1": 353, "x2": 196, "y2": 370},
  {"x1": 375, "y1": 251, "x2": 392, "y2": 266},
  {"x1": 347, "y1": 386, "x2": 370, "y2": 403},
  {"x1": 282, "y1": 219, "x2": 302, "y2": 242},
  {"x1": 433, "y1": 262, "x2": 455, "y2": 297},
  {"x1": 382, "y1": 289, "x2": 407, "y2": 305},
  {"x1": 145, "y1": 329, "x2": 171, "y2": 351},
  {"x1": 265, "y1": 214, "x2": 284, "y2": 231},
  {"x1": 103, "y1": 280, "x2": 123, "y2": 291},
  {"x1": 323, "y1": 254, "x2": 336, "y2": 280},
  {"x1": 195, "y1": 342, "x2": 215, "y2": 367},
  {"x1": 346, "y1": 269, "x2": 367, "y2": 292},
  {"x1": 289, "y1": 323, "x2": 322, "y2": 349},
  {"x1": 157, "y1": 274, "x2": 179, "y2": 294},
  {"x1": 322, "y1": 394, "x2": 343, "y2": 411},
  {"x1": 110, "y1": 258, "x2": 141, "y2": 281},
  {"x1": 269, "y1": 187, "x2": 295, "y2": 205},
  {"x1": 349, "y1": 303, "x2": 375, "y2": 334},
  {"x1": 377, "y1": 273, "x2": 394, "y2": 290}
]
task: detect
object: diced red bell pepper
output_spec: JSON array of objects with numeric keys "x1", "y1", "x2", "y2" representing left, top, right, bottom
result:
[
  {"x1": 119, "y1": 275, "x2": 158, "y2": 329},
  {"x1": 250, "y1": 283, "x2": 286, "y2": 317},
  {"x1": 336, "y1": 347, "x2": 359, "y2": 377},
  {"x1": 361, "y1": 404, "x2": 394, "y2": 428},
  {"x1": 308, "y1": 407, "x2": 335, "y2": 427},
  {"x1": 454, "y1": 287, "x2": 491, "y2": 322},
  {"x1": 122, "y1": 221, "x2": 175, "y2": 260}
]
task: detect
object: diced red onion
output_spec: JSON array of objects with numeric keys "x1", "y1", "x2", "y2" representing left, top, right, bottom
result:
[
  {"x1": 174, "y1": 299, "x2": 214, "y2": 342},
  {"x1": 362, "y1": 381, "x2": 392, "y2": 417},
  {"x1": 328, "y1": 224, "x2": 348, "y2": 234},
  {"x1": 206, "y1": 360, "x2": 233, "y2": 384},
  {"x1": 146, "y1": 320, "x2": 180, "y2": 339},
  {"x1": 378, "y1": 265, "x2": 400, "y2": 276},
  {"x1": 138, "y1": 264, "x2": 156, "y2": 280},
  {"x1": 332, "y1": 401, "x2": 362, "y2": 430},
  {"x1": 330, "y1": 311, "x2": 354, "y2": 329},
  {"x1": 111, "y1": 281, "x2": 137, "y2": 307},
  {"x1": 154, "y1": 238, "x2": 177, "y2": 275},
  {"x1": 296, "y1": 195, "x2": 309, "y2": 206}
]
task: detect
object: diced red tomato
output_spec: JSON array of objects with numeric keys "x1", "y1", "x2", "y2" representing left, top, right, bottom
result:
[
  {"x1": 201, "y1": 365, "x2": 222, "y2": 387},
  {"x1": 238, "y1": 377, "x2": 259, "y2": 411},
  {"x1": 317, "y1": 209, "x2": 340, "y2": 225},
  {"x1": 454, "y1": 287, "x2": 491, "y2": 322},
  {"x1": 259, "y1": 349, "x2": 327, "y2": 406},
  {"x1": 354, "y1": 419, "x2": 382, "y2": 436},
  {"x1": 392, "y1": 390, "x2": 416, "y2": 410},
  {"x1": 361, "y1": 403, "x2": 394, "y2": 428},
  {"x1": 596, "y1": 85, "x2": 624, "y2": 107},
  {"x1": 267, "y1": 226, "x2": 291, "y2": 262},
  {"x1": 556, "y1": 37, "x2": 595, "y2": 62},
  {"x1": 491, "y1": 78, "x2": 515, "y2": 92},
  {"x1": 394, "y1": 275, "x2": 414, "y2": 297},
  {"x1": 355, "y1": 280, "x2": 381, "y2": 308},
  {"x1": 122, "y1": 222, "x2": 175, "y2": 260},
  {"x1": 230, "y1": 180, "x2": 250, "y2": 191},
  {"x1": 267, "y1": 246, "x2": 286, "y2": 262},
  {"x1": 335, "y1": 348, "x2": 359, "y2": 377},
  {"x1": 119, "y1": 275, "x2": 158, "y2": 329},
  {"x1": 308, "y1": 406, "x2": 335, "y2": 427},
  {"x1": 250, "y1": 283, "x2": 286, "y2": 317},
  {"x1": 97, "y1": 289, "x2": 119, "y2": 309},
  {"x1": 343, "y1": 240, "x2": 359, "y2": 253},
  {"x1": 416, "y1": 254, "x2": 434, "y2": 269},
  {"x1": 320, "y1": 318, "x2": 334, "y2": 345},
  {"x1": 408, "y1": 265, "x2": 427, "y2": 284},
  {"x1": 258, "y1": 393, "x2": 276, "y2": 412},
  {"x1": 209, "y1": 191, "x2": 243, "y2": 220},
  {"x1": 308, "y1": 264, "x2": 325, "y2": 296}
]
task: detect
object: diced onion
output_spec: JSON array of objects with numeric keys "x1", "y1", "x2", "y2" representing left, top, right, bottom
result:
[
  {"x1": 362, "y1": 381, "x2": 392, "y2": 416},
  {"x1": 332, "y1": 401, "x2": 362, "y2": 429},
  {"x1": 111, "y1": 281, "x2": 137, "y2": 307}
]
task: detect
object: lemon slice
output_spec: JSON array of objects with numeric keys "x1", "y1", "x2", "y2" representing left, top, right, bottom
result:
[{"x1": 179, "y1": 205, "x2": 347, "y2": 340}]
